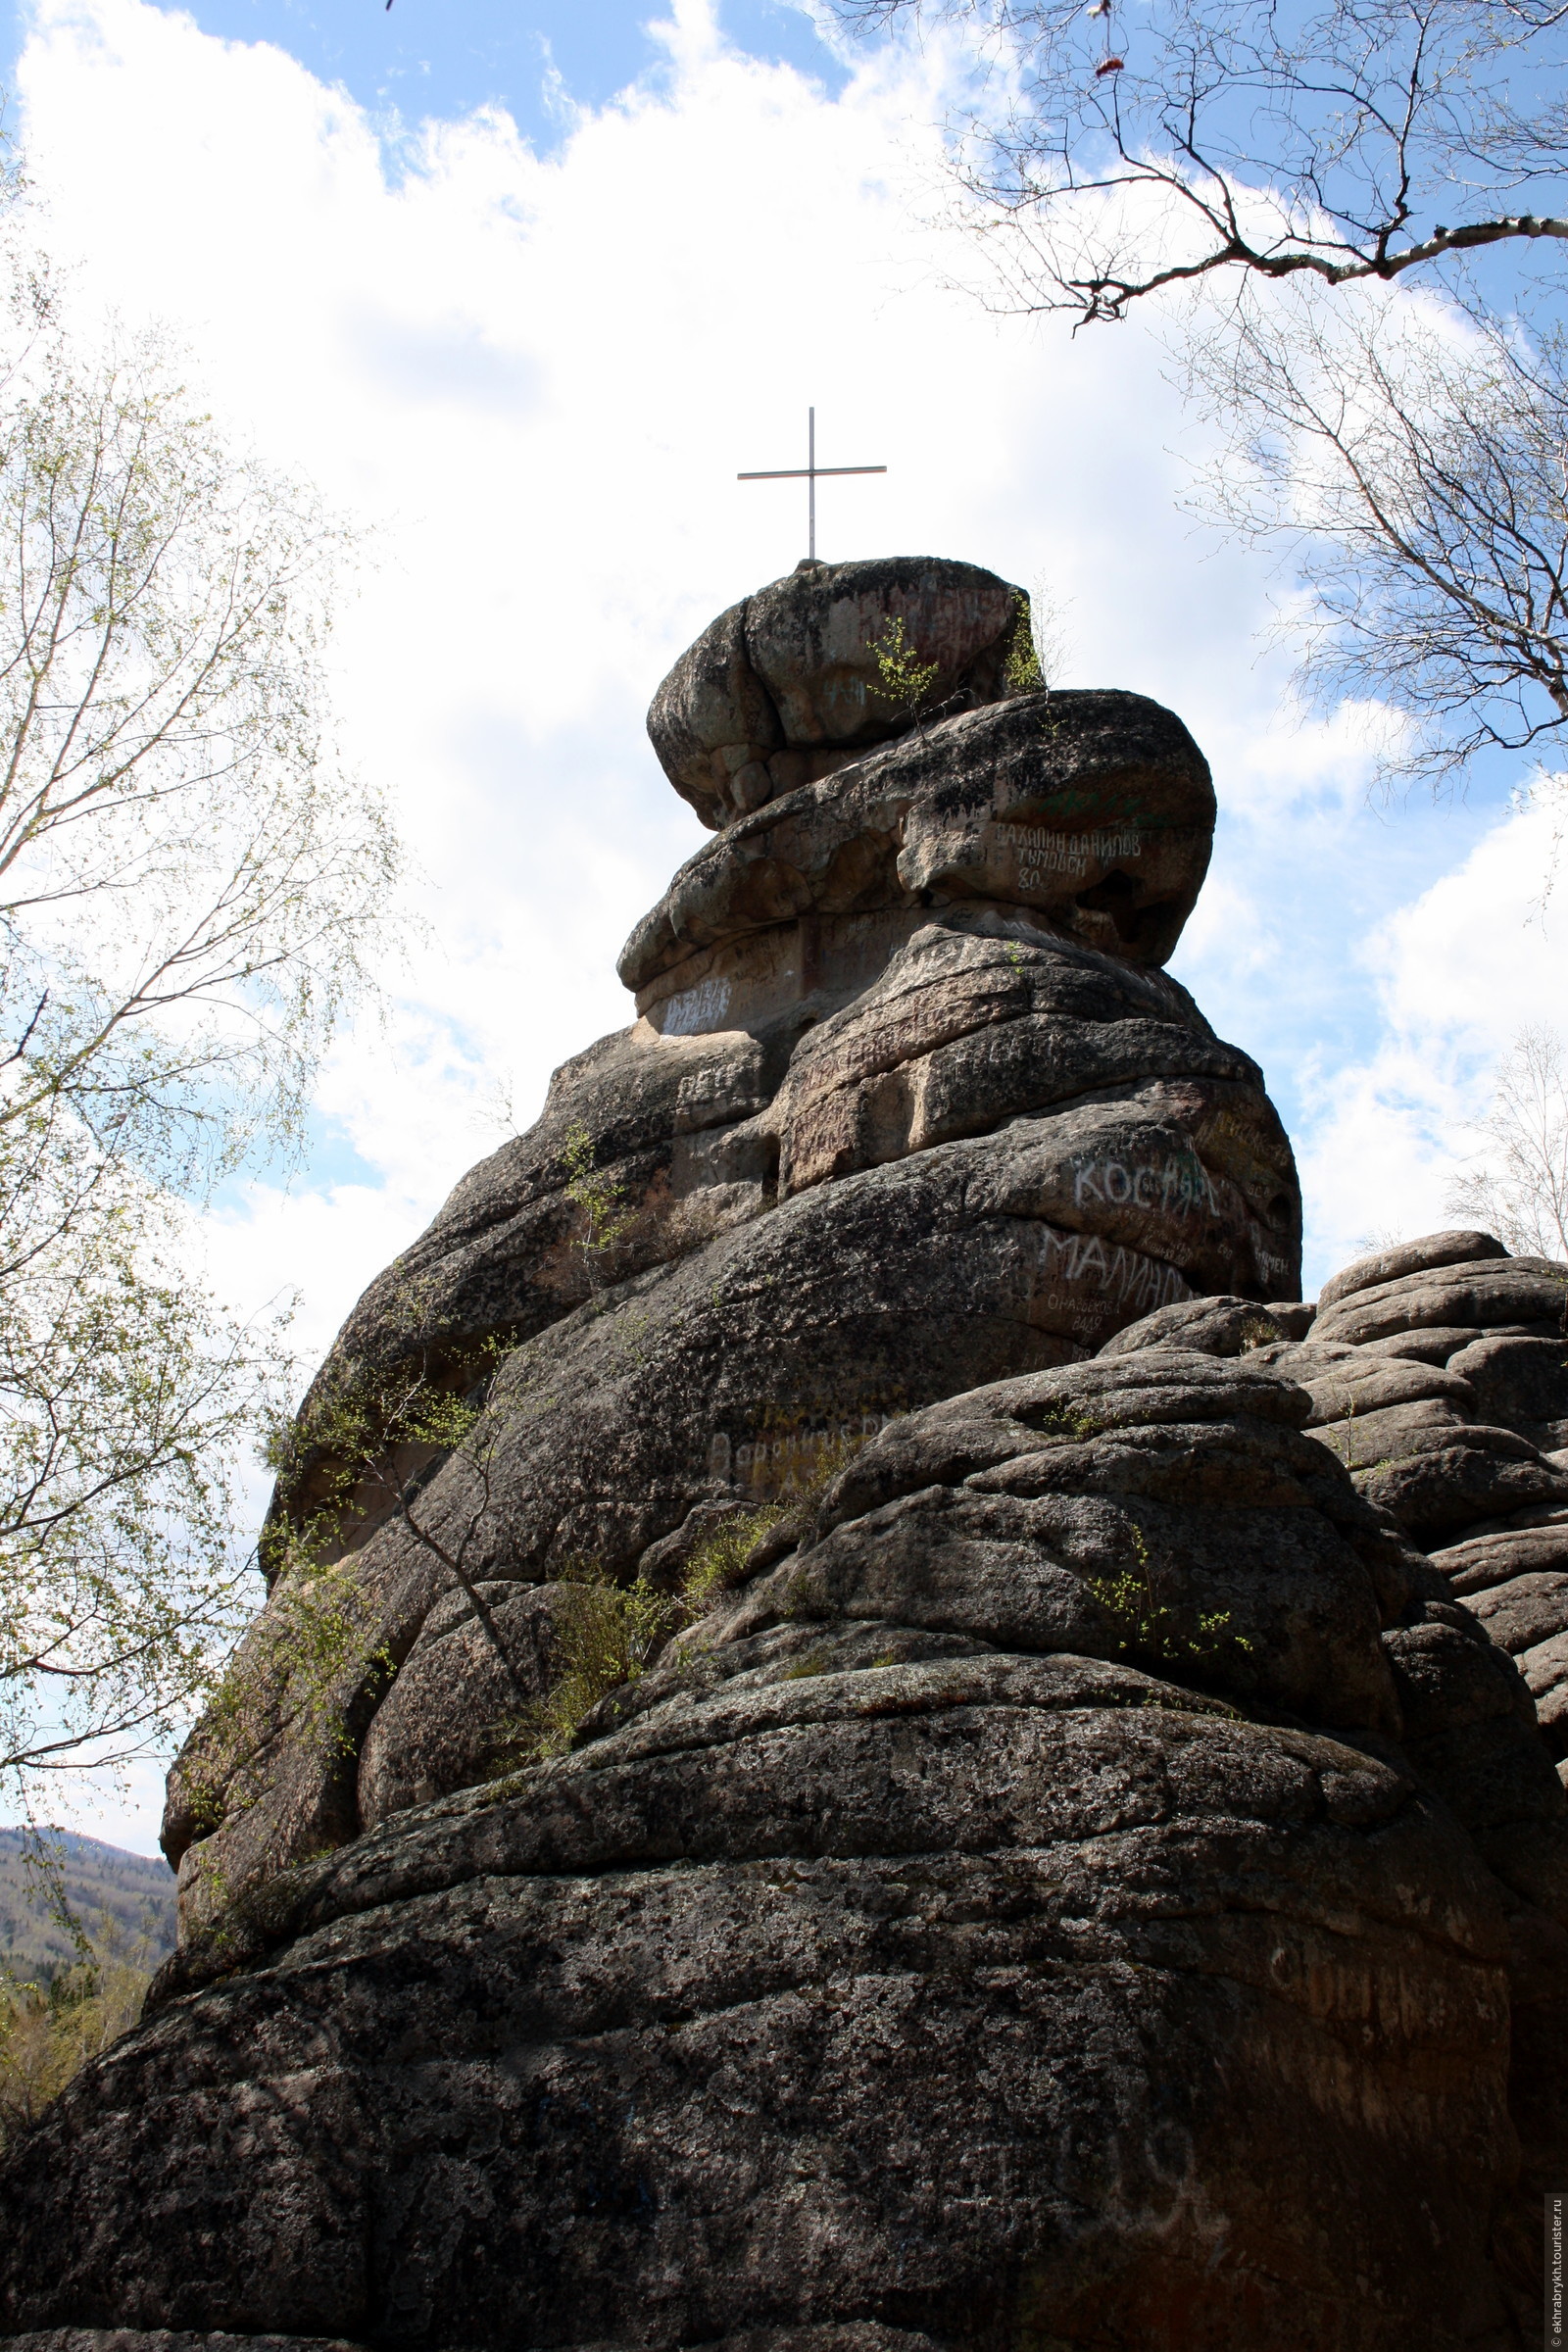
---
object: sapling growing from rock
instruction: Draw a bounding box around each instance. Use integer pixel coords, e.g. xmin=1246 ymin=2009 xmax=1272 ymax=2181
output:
xmin=562 ymin=1118 xmax=636 ymax=1294
xmin=1002 ymin=591 xmax=1045 ymax=693
xmin=176 ymin=1300 xmax=524 ymax=1844
xmin=503 ymin=1561 xmax=671 ymax=1762
xmin=866 ymin=616 xmax=941 ymax=729
xmin=1087 ymin=1522 xmax=1250 ymax=1668
xmin=680 ymin=1504 xmax=783 ymax=1610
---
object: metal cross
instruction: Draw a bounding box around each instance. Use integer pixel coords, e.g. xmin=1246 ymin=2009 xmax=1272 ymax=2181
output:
xmin=738 ymin=408 xmax=887 ymax=562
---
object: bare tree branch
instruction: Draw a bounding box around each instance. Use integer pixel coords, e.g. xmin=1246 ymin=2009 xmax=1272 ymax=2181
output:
xmin=1446 ymin=1025 xmax=1568 ymax=1261
xmin=1176 ymin=278 xmax=1568 ymax=787
xmin=831 ymin=1 xmax=1568 ymax=323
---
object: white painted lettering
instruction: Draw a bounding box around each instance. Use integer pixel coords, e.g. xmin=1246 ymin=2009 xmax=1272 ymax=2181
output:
xmin=662 ymin=974 xmax=732 ymax=1037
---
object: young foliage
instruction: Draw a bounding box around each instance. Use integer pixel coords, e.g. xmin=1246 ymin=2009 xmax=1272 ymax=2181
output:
xmin=495 ymin=1427 xmax=887 ymax=1770
xmin=0 ymin=325 xmax=397 ymax=1186
xmin=680 ymin=1503 xmax=783 ymax=1611
xmin=867 ymin=616 xmax=941 ymax=726
xmin=0 ymin=196 xmax=402 ymax=1818
xmin=1087 ymin=1523 xmax=1248 ymax=1666
xmin=562 ymin=1119 xmax=635 ymax=1294
xmin=511 ymin=1563 xmax=672 ymax=1762
xmin=1003 ymin=591 xmax=1046 ymax=692
xmin=173 ymin=1548 xmax=392 ymax=1840
xmin=0 ymin=1906 xmax=160 ymax=2147
xmin=175 ymin=1314 xmax=528 ymax=1843
xmin=0 ymin=1132 xmax=285 ymax=1812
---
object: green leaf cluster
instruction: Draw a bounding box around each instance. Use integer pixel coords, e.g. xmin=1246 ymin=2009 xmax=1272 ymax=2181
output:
xmin=562 ymin=1119 xmax=636 ymax=1294
xmin=0 ymin=200 xmax=404 ymax=1820
xmin=680 ymin=1503 xmax=783 ymax=1611
xmin=866 ymin=616 xmax=941 ymax=725
xmin=508 ymin=1562 xmax=672 ymax=1763
xmin=1086 ymin=1526 xmax=1251 ymax=1668
xmin=1003 ymin=592 xmax=1045 ymax=692
xmin=0 ymin=1108 xmax=286 ymax=1815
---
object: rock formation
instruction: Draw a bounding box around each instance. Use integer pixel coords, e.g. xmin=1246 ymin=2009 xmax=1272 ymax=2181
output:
xmin=156 ymin=556 xmax=1303 ymax=1938
xmin=2 ymin=558 xmax=1565 ymax=2352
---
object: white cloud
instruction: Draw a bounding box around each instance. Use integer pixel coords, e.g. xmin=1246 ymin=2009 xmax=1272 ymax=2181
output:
xmin=1295 ymin=798 xmax=1567 ymax=1289
xmin=1169 ymin=872 xmax=1278 ymax=981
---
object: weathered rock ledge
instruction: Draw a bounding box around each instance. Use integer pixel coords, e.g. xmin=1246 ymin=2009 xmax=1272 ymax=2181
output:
xmin=5 ymin=1342 xmax=1564 ymax=2347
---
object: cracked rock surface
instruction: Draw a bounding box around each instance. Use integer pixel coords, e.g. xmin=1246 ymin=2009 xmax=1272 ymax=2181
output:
xmin=0 ymin=1351 xmax=1549 ymax=2351
xmin=3 ymin=574 xmax=1563 ymax=2352
xmin=151 ymin=568 xmax=1298 ymax=1932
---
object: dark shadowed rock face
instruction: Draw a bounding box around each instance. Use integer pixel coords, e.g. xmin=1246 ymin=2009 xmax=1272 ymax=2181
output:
xmin=1311 ymin=1252 xmax=1567 ymax=1348
xmin=1124 ymin=1231 xmax=1568 ymax=2329
xmin=1317 ymin=1228 xmax=1510 ymax=1310
xmin=2 ymin=2339 xmax=366 ymax=2352
xmin=0 ymin=1354 xmax=1544 ymax=2351
xmin=9 ymin=584 xmax=1563 ymax=2350
xmin=625 ymin=690 xmax=1216 ymax=1012
xmin=157 ymin=589 xmax=1291 ymax=1930
xmin=1247 ymin=1246 xmax=1568 ymax=1715
xmin=158 ymin=1075 xmax=1298 ymax=1922
xmin=1096 ymin=1292 xmax=1293 ymax=1358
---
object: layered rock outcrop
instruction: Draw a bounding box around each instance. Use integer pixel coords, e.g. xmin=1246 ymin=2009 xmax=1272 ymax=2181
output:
xmin=151 ymin=558 xmax=1301 ymax=1933
xmin=1 ymin=561 xmax=1563 ymax=2351
xmin=1244 ymin=1230 xmax=1568 ymax=1776
xmin=1079 ymin=1228 xmax=1568 ymax=2328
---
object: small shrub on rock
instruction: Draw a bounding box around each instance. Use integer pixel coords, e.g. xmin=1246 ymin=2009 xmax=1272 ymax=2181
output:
xmin=512 ymin=1564 xmax=671 ymax=1760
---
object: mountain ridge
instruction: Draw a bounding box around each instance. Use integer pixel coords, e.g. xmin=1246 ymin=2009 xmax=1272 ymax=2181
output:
xmin=0 ymin=1828 xmax=176 ymax=1983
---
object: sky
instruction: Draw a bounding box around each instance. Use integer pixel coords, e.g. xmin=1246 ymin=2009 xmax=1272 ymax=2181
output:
xmin=1 ymin=0 xmax=1561 ymax=1850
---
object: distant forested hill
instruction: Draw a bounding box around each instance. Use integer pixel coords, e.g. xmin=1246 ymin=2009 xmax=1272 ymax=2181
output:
xmin=0 ymin=1829 xmax=176 ymax=1983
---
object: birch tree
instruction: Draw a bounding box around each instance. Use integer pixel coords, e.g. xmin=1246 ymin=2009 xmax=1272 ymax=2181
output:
xmin=1447 ymin=1026 xmax=1568 ymax=1260
xmin=0 ymin=244 xmax=399 ymax=1821
xmin=1179 ymin=283 xmax=1568 ymax=790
